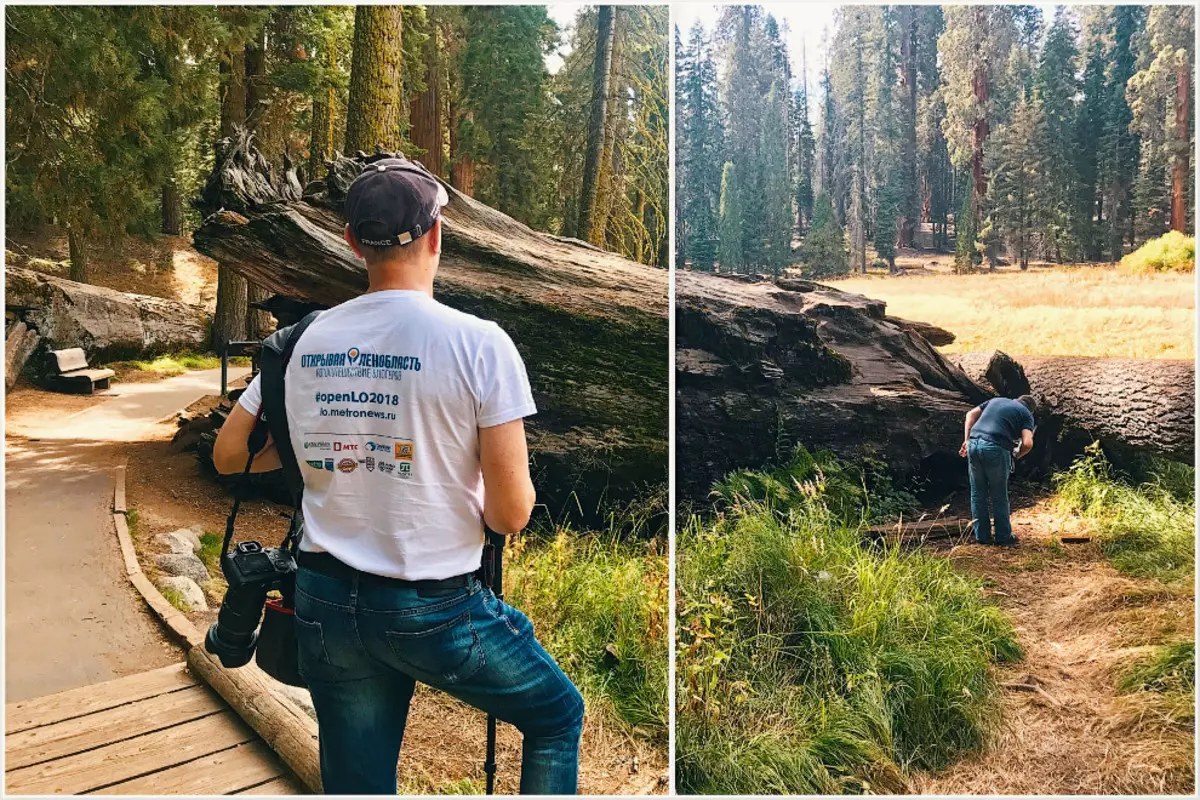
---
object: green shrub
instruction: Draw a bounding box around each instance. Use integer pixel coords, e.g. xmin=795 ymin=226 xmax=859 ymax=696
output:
xmin=507 ymin=529 xmax=668 ymax=739
xmin=1054 ymin=445 xmax=1195 ymax=582
xmin=677 ymin=452 xmax=1020 ymax=794
xmin=1121 ymin=231 xmax=1195 ymax=274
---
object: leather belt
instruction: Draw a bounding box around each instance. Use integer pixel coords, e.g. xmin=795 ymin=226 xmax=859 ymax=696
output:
xmin=297 ymin=550 xmax=472 ymax=590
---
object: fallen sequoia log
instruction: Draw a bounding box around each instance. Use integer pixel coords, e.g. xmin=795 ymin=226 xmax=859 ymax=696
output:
xmin=191 ymin=137 xmax=668 ymax=524
xmin=676 ymin=272 xmax=990 ymax=501
xmin=675 ymin=268 xmax=1195 ymax=503
xmin=5 ymin=267 xmax=210 ymax=363
xmin=951 ymin=350 xmax=1195 ymax=469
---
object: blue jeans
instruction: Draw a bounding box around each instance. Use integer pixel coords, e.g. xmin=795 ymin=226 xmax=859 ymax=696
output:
xmin=967 ymin=439 xmax=1014 ymax=543
xmin=294 ymin=567 xmax=585 ymax=795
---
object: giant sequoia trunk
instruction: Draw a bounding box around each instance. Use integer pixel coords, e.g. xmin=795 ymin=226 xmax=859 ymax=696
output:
xmin=345 ymin=6 xmax=405 ymax=154
xmin=676 ymin=272 xmax=988 ymax=500
xmin=192 ymin=137 xmax=667 ymax=525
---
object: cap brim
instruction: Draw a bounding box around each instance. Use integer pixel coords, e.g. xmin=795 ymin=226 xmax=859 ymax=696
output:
xmin=435 ymin=182 xmax=449 ymax=207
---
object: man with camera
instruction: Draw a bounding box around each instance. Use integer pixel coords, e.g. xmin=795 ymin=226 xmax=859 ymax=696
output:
xmin=212 ymin=157 xmax=584 ymax=794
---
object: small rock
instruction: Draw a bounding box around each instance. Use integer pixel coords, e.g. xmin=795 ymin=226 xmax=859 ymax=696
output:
xmin=155 ymin=528 xmax=202 ymax=554
xmin=155 ymin=576 xmax=208 ymax=611
xmin=156 ymin=552 xmax=209 ymax=583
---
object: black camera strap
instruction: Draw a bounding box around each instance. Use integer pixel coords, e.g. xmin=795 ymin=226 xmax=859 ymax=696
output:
xmin=221 ymin=405 xmax=272 ymax=557
xmin=221 ymin=310 xmax=321 ymax=560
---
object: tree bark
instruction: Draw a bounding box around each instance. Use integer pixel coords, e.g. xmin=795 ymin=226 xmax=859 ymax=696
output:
xmin=345 ymin=6 xmax=405 ymax=154
xmin=578 ymin=5 xmax=616 ymax=246
xmin=1019 ymin=355 xmax=1194 ymax=466
xmin=67 ymin=225 xmax=88 ymax=284
xmin=192 ymin=141 xmax=667 ymax=525
xmin=410 ymin=29 xmax=444 ymax=176
xmin=1171 ymin=60 xmax=1190 ymax=233
xmin=161 ymin=178 xmax=183 ymax=235
xmin=210 ymin=264 xmax=248 ymax=352
xmin=898 ymin=6 xmax=919 ymax=249
xmin=308 ymin=40 xmax=337 ymax=179
xmin=219 ymin=50 xmax=246 ymax=138
xmin=450 ymin=110 xmax=476 ymax=196
xmin=244 ymin=35 xmax=267 ymax=135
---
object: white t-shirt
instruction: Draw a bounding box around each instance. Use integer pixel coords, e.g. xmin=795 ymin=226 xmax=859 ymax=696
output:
xmin=237 ymin=290 xmax=535 ymax=580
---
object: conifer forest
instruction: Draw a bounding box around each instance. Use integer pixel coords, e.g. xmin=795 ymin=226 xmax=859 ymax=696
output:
xmin=675 ymin=5 xmax=1195 ymax=276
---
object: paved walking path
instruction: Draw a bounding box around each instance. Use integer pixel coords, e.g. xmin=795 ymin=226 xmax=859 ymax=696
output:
xmin=5 ymin=368 xmax=248 ymax=701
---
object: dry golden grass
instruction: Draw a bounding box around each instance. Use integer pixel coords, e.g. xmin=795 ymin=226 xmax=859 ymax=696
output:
xmin=830 ymin=262 xmax=1195 ymax=359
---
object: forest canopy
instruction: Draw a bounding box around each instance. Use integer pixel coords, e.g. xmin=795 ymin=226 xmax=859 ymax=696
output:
xmin=675 ymin=4 xmax=1195 ymax=276
xmin=5 ymin=4 xmax=669 ymax=294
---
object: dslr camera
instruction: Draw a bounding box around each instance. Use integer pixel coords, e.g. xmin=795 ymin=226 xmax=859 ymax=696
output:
xmin=205 ymin=540 xmax=297 ymax=670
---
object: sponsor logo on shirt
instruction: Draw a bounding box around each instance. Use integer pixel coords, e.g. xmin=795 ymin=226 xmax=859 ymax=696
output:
xmin=304 ymin=441 xmax=331 ymax=450
xmin=305 ymin=460 xmax=324 ymax=469
xmin=365 ymin=441 xmax=392 ymax=452
xmin=337 ymin=458 xmax=358 ymax=474
xmin=395 ymin=442 xmax=414 ymax=460
xmin=365 ymin=456 xmax=376 ymax=472
xmin=379 ymin=461 xmax=395 ymax=474
xmin=324 ymin=458 xmax=335 ymax=471
xmin=397 ymin=462 xmax=412 ymax=478
xmin=333 ymin=442 xmax=358 ymax=452
xmin=300 ymin=348 xmax=422 ymax=381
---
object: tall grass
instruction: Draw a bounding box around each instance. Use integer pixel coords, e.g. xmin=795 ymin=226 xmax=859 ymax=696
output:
xmin=1054 ymin=444 xmax=1195 ymax=583
xmin=1116 ymin=641 xmax=1195 ymax=732
xmin=677 ymin=448 xmax=1021 ymax=794
xmin=507 ymin=527 xmax=668 ymax=739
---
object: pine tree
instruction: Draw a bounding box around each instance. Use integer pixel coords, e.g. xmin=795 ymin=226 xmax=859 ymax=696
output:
xmin=1097 ymin=5 xmax=1145 ymax=260
xmin=760 ymin=82 xmax=793 ymax=275
xmin=1034 ymin=8 xmax=1081 ymax=261
xmin=989 ymin=92 xmax=1051 ymax=269
xmin=457 ymin=6 xmax=555 ymax=225
xmin=678 ymin=21 xmax=721 ymax=270
xmin=717 ymin=161 xmax=745 ymax=273
xmin=793 ymin=48 xmax=816 ymax=236
xmin=800 ymin=193 xmax=848 ymax=278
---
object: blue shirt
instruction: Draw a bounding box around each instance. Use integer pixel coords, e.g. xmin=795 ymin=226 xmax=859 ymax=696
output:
xmin=970 ymin=398 xmax=1035 ymax=449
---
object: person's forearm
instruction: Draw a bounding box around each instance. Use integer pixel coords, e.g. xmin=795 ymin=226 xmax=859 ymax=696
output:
xmin=483 ymin=481 xmax=535 ymax=535
xmin=963 ymin=414 xmax=978 ymax=442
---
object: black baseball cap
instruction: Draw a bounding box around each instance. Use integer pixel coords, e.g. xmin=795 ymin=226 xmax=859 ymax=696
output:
xmin=345 ymin=157 xmax=449 ymax=248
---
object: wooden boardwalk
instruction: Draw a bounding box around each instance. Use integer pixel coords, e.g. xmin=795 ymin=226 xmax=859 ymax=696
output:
xmin=5 ymin=663 xmax=305 ymax=795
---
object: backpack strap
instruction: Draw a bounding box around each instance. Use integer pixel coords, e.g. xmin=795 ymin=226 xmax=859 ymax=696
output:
xmin=259 ymin=310 xmax=322 ymax=509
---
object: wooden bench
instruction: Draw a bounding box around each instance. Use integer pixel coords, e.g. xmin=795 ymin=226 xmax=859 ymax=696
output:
xmin=49 ymin=348 xmax=115 ymax=394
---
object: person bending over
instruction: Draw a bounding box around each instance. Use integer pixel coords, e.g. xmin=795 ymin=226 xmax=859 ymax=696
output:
xmin=212 ymin=157 xmax=584 ymax=794
xmin=959 ymin=395 xmax=1037 ymax=547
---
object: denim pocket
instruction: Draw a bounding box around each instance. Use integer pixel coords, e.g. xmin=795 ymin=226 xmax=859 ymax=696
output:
xmin=294 ymin=615 xmax=338 ymax=680
xmin=385 ymin=611 xmax=485 ymax=684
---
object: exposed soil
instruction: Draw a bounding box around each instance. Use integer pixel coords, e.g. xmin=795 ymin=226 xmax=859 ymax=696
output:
xmin=916 ymin=497 xmax=1195 ymax=795
xmin=121 ymin=394 xmax=668 ymax=795
xmin=6 ymin=231 xmax=218 ymax=310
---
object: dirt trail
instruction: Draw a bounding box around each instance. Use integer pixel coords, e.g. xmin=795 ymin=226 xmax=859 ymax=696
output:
xmin=3 ymin=370 xmax=243 ymax=701
xmin=917 ymin=501 xmax=1194 ymax=795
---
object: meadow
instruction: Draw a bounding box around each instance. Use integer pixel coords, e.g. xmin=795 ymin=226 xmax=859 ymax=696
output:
xmin=831 ymin=262 xmax=1194 ymax=360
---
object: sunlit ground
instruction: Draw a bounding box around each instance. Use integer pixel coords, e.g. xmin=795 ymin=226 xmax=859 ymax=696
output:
xmin=831 ymin=262 xmax=1194 ymax=359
